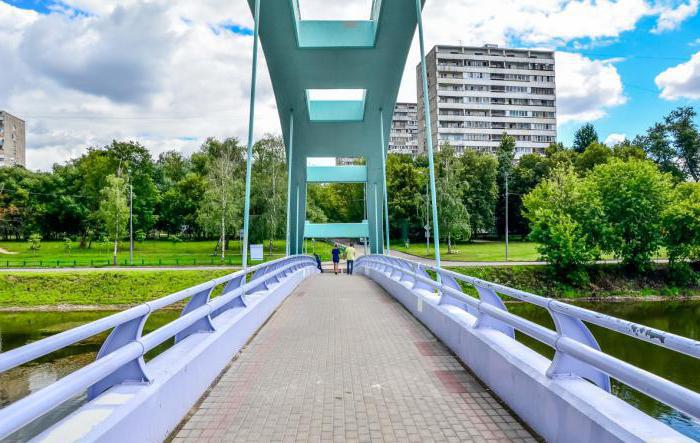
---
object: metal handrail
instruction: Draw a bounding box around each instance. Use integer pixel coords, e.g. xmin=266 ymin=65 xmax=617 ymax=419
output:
xmin=0 ymin=255 xmax=317 ymax=440
xmin=356 ymin=255 xmax=700 ymax=421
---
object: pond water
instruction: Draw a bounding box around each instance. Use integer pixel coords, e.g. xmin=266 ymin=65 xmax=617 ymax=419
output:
xmin=0 ymin=310 xmax=179 ymax=442
xmin=508 ymin=300 xmax=700 ymax=441
xmin=0 ymin=302 xmax=698 ymax=441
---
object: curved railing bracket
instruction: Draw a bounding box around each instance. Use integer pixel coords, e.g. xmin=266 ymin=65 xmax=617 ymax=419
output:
xmin=547 ymin=310 xmax=611 ymax=392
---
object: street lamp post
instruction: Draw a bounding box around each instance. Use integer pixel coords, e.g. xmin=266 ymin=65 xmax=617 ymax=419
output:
xmin=505 ymin=174 xmax=509 ymax=262
xmin=129 ymin=183 xmax=134 ymax=266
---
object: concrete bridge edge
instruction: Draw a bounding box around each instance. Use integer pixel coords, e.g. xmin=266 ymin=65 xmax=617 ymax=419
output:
xmin=362 ymin=267 xmax=694 ymax=443
xmin=31 ymin=267 xmax=318 ymax=443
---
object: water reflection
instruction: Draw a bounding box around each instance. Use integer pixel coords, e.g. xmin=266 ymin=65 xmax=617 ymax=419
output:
xmin=508 ymin=300 xmax=700 ymax=441
xmin=0 ymin=303 xmax=698 ymax=441
xmin=0 ymin=310 xmax=178 ymax=442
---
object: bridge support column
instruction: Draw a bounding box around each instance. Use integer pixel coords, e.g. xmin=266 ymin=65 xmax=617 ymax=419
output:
xmin=285 ymin=111 xmax=294 ymax=256
xmin=366 ymin=150 xmax=385 ymax=255
xmin=288 ymin=154 xmax=307 ymax=255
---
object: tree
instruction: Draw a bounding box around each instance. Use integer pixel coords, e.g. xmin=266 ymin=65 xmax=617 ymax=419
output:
xmin=573 ymin=123 xmax=599 ymax=153
xmin=436 ymin=145 xmax=471 ymax=253
xmin=251 ymin=135 xmax=287 ymax=253
xmin=107 ymin=141 xmax=159 ymax=235
xmin=386 ymin=154 xmax=424 ymax=240
xmin=197 ymin=138 xmax=244 ymax=260
xmin=159 ymin=173 xmax=206 ymax=237
xmin=585 ymin=159 xmax=672 ymax=271
xmin=523 ymin=166 xmax=599 ymax=282
xmin=662 ymin=182 xmax=700 ymax=276
xmin=496 ymin=134 xmax=516 ymax=239
xmin=28 ymin=233 xmax=42 ymax=254
xmin=459 ymin=150 xmax=497 ymax=236
xmin=99 ymin=174 xmax=129 ymax=265
xmin=634 ymin=107 xmax=700 ymax=181
xmin=575 ymin=142 xmax=611 ymax=174
xmin=664 ymin=106 xmax=700 ymax=181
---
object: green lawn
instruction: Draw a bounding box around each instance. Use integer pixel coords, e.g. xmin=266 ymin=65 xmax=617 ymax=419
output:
xmin=392 ymin=240 xmax=541 ymax=262
xmin=0 ymin=270 xmax=232 ymax=306
xmin=0 ymin=239 xmax=335 ymax=268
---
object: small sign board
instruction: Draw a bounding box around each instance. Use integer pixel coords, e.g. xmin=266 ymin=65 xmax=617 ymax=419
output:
xmin=250 ymin=244 xmax=264 ymax=261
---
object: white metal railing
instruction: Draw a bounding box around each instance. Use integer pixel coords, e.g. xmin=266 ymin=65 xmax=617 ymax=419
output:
xmin=0 ymin=255 xmax=317 ymax=440
xmin=356 ymin=254 xmax=700 ymax=422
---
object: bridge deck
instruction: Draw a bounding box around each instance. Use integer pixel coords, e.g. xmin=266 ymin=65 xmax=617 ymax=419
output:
xmin=172 ymin=274 xmax=537 ymax=442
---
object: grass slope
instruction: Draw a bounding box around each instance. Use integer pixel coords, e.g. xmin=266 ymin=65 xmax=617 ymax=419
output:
xmin=0 ymin=240 xmax=335 ymax=268
xmin=392 ymin=240 xmax=541 ymax=262
xmin=450 ymin=265 xmax=700 ymax=299
xmin=0 ymin=270 xmax=231 ymax=306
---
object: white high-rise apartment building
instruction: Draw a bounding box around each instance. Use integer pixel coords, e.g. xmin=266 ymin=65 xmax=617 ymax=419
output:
xmin=0 ymin=111 xmax=26 ymax=167
xmin=388 ymin=102 xmax=419 ymax=156
xmin=417 ymin=44 xmax=556 ymax=157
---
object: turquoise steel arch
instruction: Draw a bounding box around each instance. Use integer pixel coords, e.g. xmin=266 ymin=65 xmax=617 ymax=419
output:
xmin=243 ymin=0 xmax=440 ymax=264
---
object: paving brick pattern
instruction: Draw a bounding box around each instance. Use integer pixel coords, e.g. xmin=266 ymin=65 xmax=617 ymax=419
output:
xmin=172 ymin=274 xmax=538 ymax=443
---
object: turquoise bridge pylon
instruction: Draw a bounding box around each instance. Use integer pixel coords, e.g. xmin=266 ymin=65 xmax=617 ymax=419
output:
xmin=243 ymin=0 xmax=436 ymax=258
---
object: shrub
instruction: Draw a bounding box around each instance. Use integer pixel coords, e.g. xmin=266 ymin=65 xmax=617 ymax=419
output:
xmin=584 ymin=159 xmax=672 ymax=272
xmin=523 ymin=166 xmax=598 ymax=283
xmin=28 ymin=233 xmax=42 ymax=252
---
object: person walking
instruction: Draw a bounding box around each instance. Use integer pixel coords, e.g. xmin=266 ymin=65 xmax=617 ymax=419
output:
xmin=331 ymin=243 xmax=341 ymax=275
xmin=345 ymin=242 xmax=356 ymax=275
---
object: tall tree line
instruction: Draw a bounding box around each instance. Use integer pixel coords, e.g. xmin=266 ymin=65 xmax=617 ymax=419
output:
xmin=1 ymin=105 xmax=698 ymax=263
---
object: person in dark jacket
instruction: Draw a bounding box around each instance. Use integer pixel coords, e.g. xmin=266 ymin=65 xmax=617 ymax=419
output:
xmin=331 ymin=244 xmax=341 ymax=275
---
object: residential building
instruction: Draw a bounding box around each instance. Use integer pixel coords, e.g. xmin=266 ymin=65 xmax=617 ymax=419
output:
xmin=0 ymin=111 xmax=26 ymax=167
xmin=388 ymin=102 xmax=418 ymax=156
xmin=416 ymin=44 xmax=556 ymax=157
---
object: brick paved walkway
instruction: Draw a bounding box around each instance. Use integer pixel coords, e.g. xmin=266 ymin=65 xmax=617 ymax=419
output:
xmin=172 ymin=274 xmax=537 ymax=443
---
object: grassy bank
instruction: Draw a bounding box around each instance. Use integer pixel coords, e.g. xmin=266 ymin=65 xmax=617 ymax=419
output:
xmin=0 ymin=239 xmax=335 ymax=268
xmin=0 ymin=270 xmax=231 ymax=307
xmin=449 ymin=264 xmax=700 ymax=299
xmin=393 ymin=240 xmax=541 ymax=261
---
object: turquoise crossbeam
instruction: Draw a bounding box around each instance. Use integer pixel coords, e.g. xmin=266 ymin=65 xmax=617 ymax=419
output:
xmin=307 ymin=166 xmax=368 ymax=183
xmin=304 ymin=221 xmax=370 ymax=239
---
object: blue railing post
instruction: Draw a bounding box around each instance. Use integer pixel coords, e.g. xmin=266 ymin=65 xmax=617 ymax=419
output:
xmin=87 ymin=312 xmax=151 ymax=400
xmin=546 ymin=309 xmax=611 ymax=392
xmin=175 ymin=287 xmax=216 ymax=343
xmin=211 ymin=274 xmax=247 ymax=318
xmin=473 ymin=286 xmax=514 ymax=337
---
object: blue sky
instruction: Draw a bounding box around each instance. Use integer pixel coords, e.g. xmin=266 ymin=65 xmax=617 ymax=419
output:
xmin=556 ymin=13 xmax=700 ymax=145
xmin=1 ymin=0 xmax=699 ymax=169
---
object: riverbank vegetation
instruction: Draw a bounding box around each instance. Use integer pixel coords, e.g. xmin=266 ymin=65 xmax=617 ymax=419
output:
xmin=451 ymin=263 xmax=700 ymax=299
xmin=0 ymin=270 xmax=230 ymax=307
xmin=392 ymin=240 xmax=542 ymax=262
xmin=0 ymin=240 xmax=334 ymax=267
xmin=1 ymin=106 xmax=698 ymax=283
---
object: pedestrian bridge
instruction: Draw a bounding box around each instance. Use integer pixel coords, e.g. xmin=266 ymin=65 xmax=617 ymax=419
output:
xmin=3 ymin=1 xmax=698 ymax=441
xmin=1 ymin=255 xmax=698 ymax=442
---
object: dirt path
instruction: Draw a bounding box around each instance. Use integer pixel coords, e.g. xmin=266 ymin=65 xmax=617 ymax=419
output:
xmin=0 ymin=247 xmax=18 ymax=255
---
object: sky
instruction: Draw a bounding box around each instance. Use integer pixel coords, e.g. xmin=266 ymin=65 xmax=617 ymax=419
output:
xmin=1 ymin=0 xmax=699 ymax=170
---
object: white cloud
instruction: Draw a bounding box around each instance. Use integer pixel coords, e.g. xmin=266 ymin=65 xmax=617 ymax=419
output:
xmin=0 ymin=0 xmax=696 ymax=170
xmin=605 ymin=133 xmax=627 ymax=145
xmin=652 ymin=0 xmax=699 ymax=33
xmin=655 ymin=51 xmax=700 ymax=99
xmin=555 ymin=52 xmax=627 ymax=124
